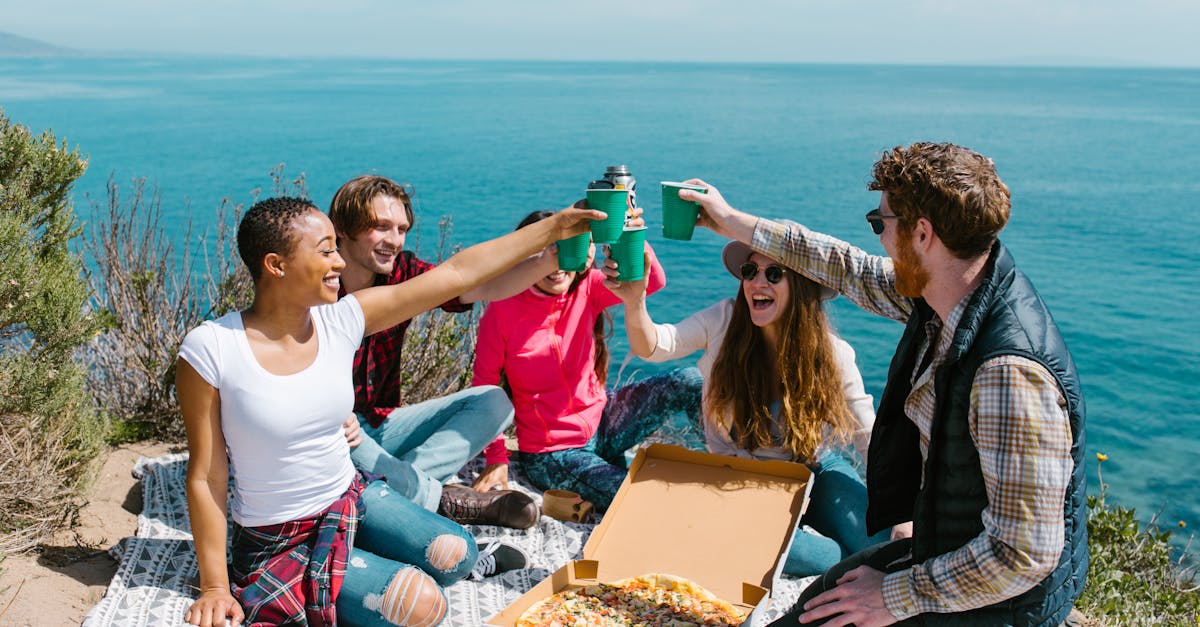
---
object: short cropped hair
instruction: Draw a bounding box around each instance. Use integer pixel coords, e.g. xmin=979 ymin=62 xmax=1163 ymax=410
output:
xmin=869 ymin=142 xmax=1011 ymax=259
xmin=237 ymin=196 xmax=319 ymax=281
xmin=328 ymin=175 xmax=415 ymax=241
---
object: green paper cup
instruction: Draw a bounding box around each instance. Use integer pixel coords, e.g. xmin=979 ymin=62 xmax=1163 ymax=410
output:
xmin=660 ymin=181 xmax=707 ymax=240
xmin=556 ymin=231 xmax=591 ymax=272
xmin=586 ymin=188 xmax=629 ymax=244
xmin=607 ymin=226 xmax=647 ymax=282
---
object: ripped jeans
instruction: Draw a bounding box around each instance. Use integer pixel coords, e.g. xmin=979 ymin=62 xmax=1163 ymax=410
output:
xmin=337 ymin=480 xmax=476 ymax=627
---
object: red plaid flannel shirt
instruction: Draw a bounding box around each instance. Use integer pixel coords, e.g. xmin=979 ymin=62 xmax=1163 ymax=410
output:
xmin=340 ymin=251 xmax=472 ymax=428
xmin=230 ymin=473 xmax=369 ymax=626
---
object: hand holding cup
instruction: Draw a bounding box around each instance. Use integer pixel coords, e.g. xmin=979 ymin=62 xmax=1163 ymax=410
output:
xmin=678 ymin=179 xmax=738 ymax=238
xmin=602 ymin=251 xmax=651 ymax=302
xmin=555 ymin=201 xmax=609 ymax=240
xmin=661 ymin=181 xmax=707 ymax=240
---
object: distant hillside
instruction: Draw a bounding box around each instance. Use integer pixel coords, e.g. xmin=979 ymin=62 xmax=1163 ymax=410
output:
xmin=0 ymin=31 xmax=79 ymax=57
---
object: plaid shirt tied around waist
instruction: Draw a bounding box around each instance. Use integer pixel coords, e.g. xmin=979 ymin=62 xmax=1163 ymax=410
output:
xmin=230 ymin=473 xmax=369 ymax=626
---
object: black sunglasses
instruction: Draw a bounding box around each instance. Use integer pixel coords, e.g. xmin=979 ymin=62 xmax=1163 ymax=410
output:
xmin=865 ymin=208 xmax=900 ymax=235
xmin=739 ymin=262 xmax=786 ymax=284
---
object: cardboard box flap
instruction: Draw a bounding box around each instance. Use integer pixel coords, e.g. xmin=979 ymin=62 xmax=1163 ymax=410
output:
xmin=582 ymin=444 xmax=811 ymax=605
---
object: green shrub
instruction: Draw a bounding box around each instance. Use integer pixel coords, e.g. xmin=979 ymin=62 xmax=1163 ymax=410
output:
xmin=1079 ymin=453 xmax=1199 ymax=624
xmin=0 ymin=109 xmax=107 ymax=555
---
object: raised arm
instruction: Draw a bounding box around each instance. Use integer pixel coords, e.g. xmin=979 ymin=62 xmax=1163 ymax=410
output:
xmin=459 ymin=248 xmax=557 ymax=304
xmin=177 ymin=359 xmax=244 ymax=627
xmin=602 ymin=253 xmax=658 ymax=358
xmin=678 ymin=179 xmax=758 ymax=244
xmin=356 ymin=205 xmax=603 ymax=336
xmin=461 ymin=205 xmax=647 ymax=304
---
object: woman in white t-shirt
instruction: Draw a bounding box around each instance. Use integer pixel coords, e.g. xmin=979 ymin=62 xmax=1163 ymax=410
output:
xmin=607 ymin=236 xmax=909 ymax=578
xmin=178 ymin=197 xmax=603 ymax=627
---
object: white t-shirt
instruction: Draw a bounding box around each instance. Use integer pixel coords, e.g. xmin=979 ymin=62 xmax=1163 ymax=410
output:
xmin=177 ymin=296 xmax=363 ymax=527
xmin=645 ymin=298 xmax=875 ymax=463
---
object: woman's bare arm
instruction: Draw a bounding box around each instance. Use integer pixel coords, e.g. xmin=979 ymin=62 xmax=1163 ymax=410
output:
xmin=177 ymin=359 xmax=244 ymax=627
xmin=356 ymin=205 xmax=602 ymax=335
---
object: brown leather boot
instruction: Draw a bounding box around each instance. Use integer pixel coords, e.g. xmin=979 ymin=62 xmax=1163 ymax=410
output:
xmin=437 ymin=484 xmax=539 ymax=529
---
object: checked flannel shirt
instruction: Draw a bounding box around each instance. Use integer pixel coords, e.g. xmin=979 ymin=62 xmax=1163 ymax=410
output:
xmin=750 ymin=218 xmax=1074 ymax=621
xmin=339 ymin=251 xmax=473 ymax=428
xmin=230 ymin=473 xmax=369 ymax=626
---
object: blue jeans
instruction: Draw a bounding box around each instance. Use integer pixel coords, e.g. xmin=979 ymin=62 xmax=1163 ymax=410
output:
xmin=338 ymin=480 xmax=477 ymax=626
xmin=520 ymin=367 xmax=703 ymax=510
xmin=769 ymin=539 xmax=915 ymax=626
xmin=783 ymin=451 xmax=891 ymax=577
xmin=350 ymin=386 xmax=513 ymax=512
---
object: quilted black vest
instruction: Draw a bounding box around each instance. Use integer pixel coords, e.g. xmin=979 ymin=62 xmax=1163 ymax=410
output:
xmin=865 ymin=242 xmax=1088 ymax=626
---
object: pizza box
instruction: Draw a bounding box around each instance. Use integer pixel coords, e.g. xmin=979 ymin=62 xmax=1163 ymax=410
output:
xmin=486 ymin=443 xmax=813 ymax=626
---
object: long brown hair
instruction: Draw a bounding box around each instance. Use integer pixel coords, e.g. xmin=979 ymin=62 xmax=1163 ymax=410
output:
xmin=517 ymin=211 xmax=611 ymax=386
xmin=706 ymin=267 xmax=856 ymax=462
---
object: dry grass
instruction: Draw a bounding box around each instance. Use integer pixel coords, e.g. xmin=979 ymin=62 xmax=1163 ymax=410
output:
xmin=81 ymin=178 xmax=477 ymax=438
xmin=81 ymin=177 xmax=261 ymax=440
xmin=397 ymin=217 xmax=479 ymax=403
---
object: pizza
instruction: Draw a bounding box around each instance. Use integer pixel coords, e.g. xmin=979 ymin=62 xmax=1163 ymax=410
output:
xmin=516 ymin=573 xmax=745 ymax=626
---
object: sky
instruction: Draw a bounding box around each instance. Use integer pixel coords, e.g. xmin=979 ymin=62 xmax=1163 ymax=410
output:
xmin=2 ymin=0 xmax=1199 ymax=67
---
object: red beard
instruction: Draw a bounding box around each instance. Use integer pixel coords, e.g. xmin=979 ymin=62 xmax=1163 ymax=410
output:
xmin=893 ymin=233 xmax=929 ymax=298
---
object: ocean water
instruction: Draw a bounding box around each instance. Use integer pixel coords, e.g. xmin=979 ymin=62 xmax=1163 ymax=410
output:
xmin=2 ymin=57 xmax=1198 ymax=535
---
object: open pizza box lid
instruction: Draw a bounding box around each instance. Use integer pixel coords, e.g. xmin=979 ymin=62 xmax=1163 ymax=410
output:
xmin=487 ymin=443 xmax=812 ymax=626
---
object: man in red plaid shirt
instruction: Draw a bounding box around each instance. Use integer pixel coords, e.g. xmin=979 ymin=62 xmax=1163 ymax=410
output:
xmin=331 ymin=175 xmax=552 ymax=529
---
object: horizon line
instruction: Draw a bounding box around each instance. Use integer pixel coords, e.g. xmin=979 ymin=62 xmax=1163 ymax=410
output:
xmin=4 ymin=50 xmax=1198 ymax=71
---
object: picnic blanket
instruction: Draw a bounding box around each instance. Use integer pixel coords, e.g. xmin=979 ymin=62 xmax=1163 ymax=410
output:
xmin=83 ymin=453 xmax=813 ymax=626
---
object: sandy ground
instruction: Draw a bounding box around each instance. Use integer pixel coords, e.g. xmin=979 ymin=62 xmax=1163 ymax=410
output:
xmin=0 ymin=441 xmax=183 ymax=627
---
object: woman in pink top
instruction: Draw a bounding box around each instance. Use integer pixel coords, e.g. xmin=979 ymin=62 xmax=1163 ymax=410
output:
xmin=470 ymin=210 xmax=702 ymax=510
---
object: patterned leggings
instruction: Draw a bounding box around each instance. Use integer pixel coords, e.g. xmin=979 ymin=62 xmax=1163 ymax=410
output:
xmin=519 ymin=367 xmax=703 ymax=510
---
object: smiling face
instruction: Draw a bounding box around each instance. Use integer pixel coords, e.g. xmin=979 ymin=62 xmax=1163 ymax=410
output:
xmin=281 ymin=209 xmax=345 ymax=305
xmin=741 ymin=252 xmax=790 ymax=331
xmin=337 ymin=194 xmax=410 ymax=276
xmin=534 ymin=243 xmax=596 ymax=296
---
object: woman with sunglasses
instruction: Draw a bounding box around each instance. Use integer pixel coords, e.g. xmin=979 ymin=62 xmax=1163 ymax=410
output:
xmin=177 ymin=197 xmax=601 ymax=627
xmin=608 ymin=228 xmax=907 ymax=578
xmin=469 ymin=210 xmax=702 ymax=512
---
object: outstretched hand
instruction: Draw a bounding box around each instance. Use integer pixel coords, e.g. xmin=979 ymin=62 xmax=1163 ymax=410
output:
xmin=797 ymin=566 xmax=896 ymax=627
xmin=625 ymin=205 xmax=646 ymax=229
xmin=601 ymin=251 xmax=650 ymax=302
xmin=678 ymin=179 xmax=742 ymax=240
xmin=554 ymin=201 xmax=607 ymax=239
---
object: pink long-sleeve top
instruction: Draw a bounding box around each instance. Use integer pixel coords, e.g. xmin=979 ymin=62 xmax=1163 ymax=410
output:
xmin=475 ymin=246 xmax=665 ymax=464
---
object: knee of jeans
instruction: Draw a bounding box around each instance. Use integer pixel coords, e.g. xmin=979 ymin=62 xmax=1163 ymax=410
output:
xmin=425 ymin=532 xmax=473 ymax=575
xmin=476 ymin=385 xmax=514 ymax=416
xmin=371 ymin=566 xmax=447 ymax=627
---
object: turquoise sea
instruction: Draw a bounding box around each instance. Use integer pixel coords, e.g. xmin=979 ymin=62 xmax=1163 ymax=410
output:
xmin=2 ymin=58 xmax=1198 ymax=535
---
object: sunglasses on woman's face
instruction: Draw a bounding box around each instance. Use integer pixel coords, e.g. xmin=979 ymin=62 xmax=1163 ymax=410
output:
xmin=739 ymin=262 xmax=786 ymax=284
xmin=865 ymin=208 xmax=901 ymax=235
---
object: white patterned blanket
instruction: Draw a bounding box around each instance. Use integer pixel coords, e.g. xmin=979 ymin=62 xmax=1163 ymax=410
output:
xmin=83 ymin=454 xmax=812 ymax=626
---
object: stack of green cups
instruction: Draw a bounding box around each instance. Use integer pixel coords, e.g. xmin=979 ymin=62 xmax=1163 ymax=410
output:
xmin=660 ymin=181 xmax=707 ymax=240
xmin=556 ymin=231 xmax=591 ymax=272
xmin=585 ymin=188 xmax=629 ymax=244
xmin=608 ymin=226 xmax=647 ymax=281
